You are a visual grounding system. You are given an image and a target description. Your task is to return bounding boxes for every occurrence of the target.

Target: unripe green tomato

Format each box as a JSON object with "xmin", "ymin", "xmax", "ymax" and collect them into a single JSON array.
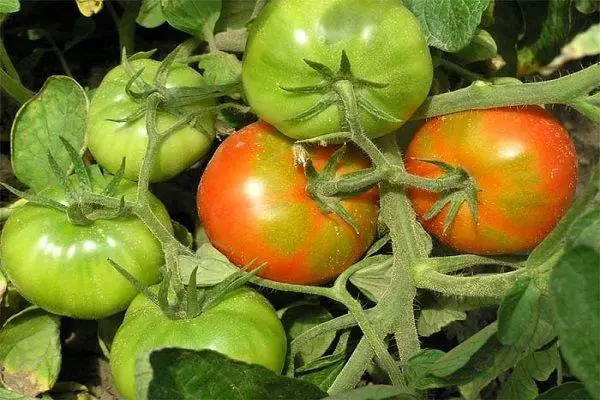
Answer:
[
  {"xmin": 110, "ymin": 287, "xmax": 287, "ymax": 400},
  {"xmin": 89, "ymin": 59, "xmax": 216, "ymax": 182},
  {"xmin": 242, "ymin": 0, "xmax": 433, "ymax": 139},
  {"xmin": 0, "ymin": 180, "xmax": 171, "ymax": 319}
]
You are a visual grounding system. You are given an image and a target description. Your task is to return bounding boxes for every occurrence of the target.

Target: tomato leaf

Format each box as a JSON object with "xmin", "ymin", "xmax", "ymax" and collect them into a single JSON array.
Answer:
[
  {"xmin": 566, "ymin": 206, "xmax": 600, "ymax": 250},
  {"xmin": 0, "ymin": 0, "xmax": 20, "ymax": 13},
  {"xmin": 281, "ymin": 304, "xmax": 336, "ymax": 367},
  {"xmin": 10, "ymin": 76, "xmax": 88, "ymax": 192},
  {"xmin": 197, "ymin": 52, "xmax": 242, "ymax": 86},
  {"xmin": 135, "ymin": 348, "xmax": 327, "ymax": 400},
  {"xmin": 575, "ymin": 0, "xmax": 599, "ymax": 14},
  {"xmin": 550, "ymin": 246, "xmax": 600, "ymax": 398},
  {"xmin": 516, "ymin": 0, "xmax": 578, "ymax": 75},
  {"xmin": 417, "ymin": 303, "xmax": 467, "ymax": 338},
  {"xmin": 536, "ymin": 382, "xmax": 594, "ymax": 399},
  {"xmin": 0, "ymin": 387, "xmax": 30, "ymax": 399},
  {"xmin": 348, "ymin": 255, "xmax": 393, "ymax": 302},
  {"xmin": 215, "ymin": 0, "xmax": 255, "ymax": 32},
  {"xmin": 0, "ymin": 307, "xmax": 61, "ymax": 397},
  {"xmin": 452, "ymin": 29, "xmax": 498, "ymax": 63},
  {"xmin": 570, "ymin": 90, "xmax": 600, "ymax": 124},
  {"xmin": 405, "ymin": 349, "xmax": 446, "ymax": 388},
  {"xmin": 136, "ymin": 0, "xmax": 165, "ymax": 28},
  {"xmin": 178, "ymin": 243, "xmax": 239, "ymax": 287},
  {"xmin": 327, "ymin": 385, "xmax": 419, "ymax": 400},
  {"xmin": 160, "ymin": 0, "xmax": 221, "ymax": 39},
  {"xmin": 497, "ymin": 277, "xmax": 541, "ymax": 346},
  {"xmin": 404, "ymin": 0, "xmax": 490, "ymax": 52},
  {"xmin": 498, "ymin": 344, "xmax": 560, "ymax": 400}
]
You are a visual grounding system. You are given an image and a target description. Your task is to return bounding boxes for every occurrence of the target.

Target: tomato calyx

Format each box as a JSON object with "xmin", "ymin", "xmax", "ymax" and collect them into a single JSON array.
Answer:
[
  {"xmin": 281, "ymin": 51, "xmax": 400, "ymax": 125},
  {"xmin": 1, "ymin": 137, "xmax": 132, "ymax": 226},
  {"xmin": 108, "ymin": 254, "xmax": 265, "ymax": 320}
]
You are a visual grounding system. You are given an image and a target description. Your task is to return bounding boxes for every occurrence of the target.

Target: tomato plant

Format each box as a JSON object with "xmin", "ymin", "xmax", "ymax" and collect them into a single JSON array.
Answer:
[
  {"xmin": 88, "ymin": 59, "xmax": 216, "ymax": 183},
  {"xmin": 242, "ymin": 0, "xmax": 433, "ymax": 140},
  {"xmin": 110, "ymin": 286, "xmax": 287, "ymax": 400},
  {"xmin": 0, "ymin": 180, "xmax": 172, "ymax": 319},
  {"xmin": 197, "ymin": 121, "xmax": 379, "ymax": 285},
  {"xmin": 405, "ymin": 106, "xmax": 579, "ymax": 254}
]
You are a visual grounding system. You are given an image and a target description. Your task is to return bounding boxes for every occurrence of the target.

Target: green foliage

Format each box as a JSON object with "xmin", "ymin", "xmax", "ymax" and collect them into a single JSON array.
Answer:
[
  {"xmin": 404, "ymin": 0, "xmax": 490, "ymax": 52},
  {"xmin": 160, "ymin": 0, "xmax": 221, "ymax": 39},
  {"xmin": 135, "ymin": 348, "xmax": 326, "ymax": 399},
  {"xmin": 0, "ymin": 0, "xmax": 19, "ymax": 14},
  {"xmin": 10, "ymin": 76, "xmax": 87, "ymax": 192},
  {"xmin": 0, "ymin": 308, "xmax": 61, "ymax": 397}
]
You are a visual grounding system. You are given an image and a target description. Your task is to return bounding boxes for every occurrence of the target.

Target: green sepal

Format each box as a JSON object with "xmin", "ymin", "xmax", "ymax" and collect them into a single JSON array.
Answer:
[
  {"xmin": 285, "ymin": 94, "xmax": 336, "ymax": 122},
  {"xmin": 66, "ymin": 203, "xmax": 94, "ymax": 226},
  {"xmin": 0, "ymin": 182, "xmax": 66, "ymax": 213},
  {"xmin": 107, "ymin": 258, "xmax": 161, "ymax": 305},
  {"xmin": 46, "ymin": 150, "xmax": 78, "ymax": 202},
  {"xmin": 59, "ymin": 136, "xmax": 91, "ymax": 192},
  {"xmin": 102, "ymin": 158, "xmax": 127, "ymax": 197},
  {"xmin": 297, "ymin": 131, "xmax": 352, "ymax": 145},
  {"xmin": 303, "ymin": 58, "xmax": 335, "ymax": 79},
  {"xmin": 278, "ymin": 82, "xmax": 330, "ymax": 94},
  {"xmin": 356, "ymin": 94, "xmax": 402, "ymax": 123},
  {"xmin": 105, "ymin": 106, "xmax": 147, "ymax": 124}
]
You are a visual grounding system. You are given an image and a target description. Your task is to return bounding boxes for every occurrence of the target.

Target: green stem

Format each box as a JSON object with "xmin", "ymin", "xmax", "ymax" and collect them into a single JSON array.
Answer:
[
  {"xmin": 412, "ymin": 268, "xmax": 526, "ymax": 298},
  {"xmin": 436, "ymin": 58, "xmax": 484, "ymax": 83},
  {"xmin": 40, "ymin": 30, "xmax": 72, "ymax": 78},
  {"xmin": 0, "ymin": 38, "xmax": 20, "ymax": 81},
  {"xmin": 0, "ymin": 69, "xmax": 34, "ymax": 104},
  {"xmin": 413, "ymin": 63, "xmax": 600, "ymax": 120},
  {"xmin": 119, "ymin": 0, "xmax": 140, "ymax": 54}
]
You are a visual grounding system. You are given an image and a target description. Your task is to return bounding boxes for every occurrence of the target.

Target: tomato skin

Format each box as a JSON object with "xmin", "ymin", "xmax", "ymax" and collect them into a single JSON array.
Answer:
[
  {"xmin": 197, "ymin": 122, "xmax": 379, "ymax": 285},
  {"xmin": 88, "ymin": 59, "xmax": 216, "ymax": 182},
  {"xmin": 242, "ymin": 0, "xmax": 433, "ymax": 140},
  {"xmin": 406, "ymin": 106, "xmax": 578, "ymax": 254},
  {"xmin": 110, "ymin": 286, "xmax": 287, "ymax": 400},
  {"xmin": 0, "ymin": 181, "xmax": 171, "ymax": 319}
]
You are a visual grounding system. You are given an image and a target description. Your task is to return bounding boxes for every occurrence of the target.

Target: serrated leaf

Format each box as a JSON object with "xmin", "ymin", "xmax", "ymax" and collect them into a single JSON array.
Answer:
[
  {"xmin": 178, "ymin": 243, "xmax": 239, "ymax": 286},
  {"xmin": 282, "ymin": 305, "xmax": 335, "ymax": 367},
  {"xmin": 198, "ymin": 52, "xmax": 241, "ymax": 86},
  {"xmin": 498, "ymin": 344, "xmax": 560, "ymax": 400},
  {"xmin": 0, "ymin": 0, "xmax": 19, "ymax": 13},
  {"xmin": 550, "ymin": 246, "xmax": 600, "ymax": 398},
  {"xmin": 160, "ymin": 0, "xmax": 221, "ymax": 38},
  {"xmin": 348, "ymin": 255, "xmax": 393, "ymax": 302},
  {"xmin": 536, "ymin": 382, "xmax": 593, "ymax": 399},
  {"xmin": 136, "ymin": 0, "xmax": 165, "ymax": 28},
  {"xmin": 453, "ymin": 29, "xmax": 498, "ymax": 63},
  {"xmin": 11, "ymin": 76, "xmax": 87, "ymax": 192},
  {"xmin": 327, "ymin": 385, "xmax": 419, "ymax": 400},
  {"xmin": 497, "ymin": 277, "xmax": 541, "ymax": 346},
  {"xmin": 135, "ymin": 348, "xmax": 326, "ymax": 400},
  {"xmin": 404, "ymin": 0, "xmax": 490, "ymax": 52},
  {"xmin": 0, "ymin": 308, "xmax": 61, "ymax": 397}
]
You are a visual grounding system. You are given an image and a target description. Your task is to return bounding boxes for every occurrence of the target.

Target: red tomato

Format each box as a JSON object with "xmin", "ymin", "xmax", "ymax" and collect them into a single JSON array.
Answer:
[
  {"xmin": 405, "ymin": 106, "xmax": 578, "ymax": 255},
  {"xmin": 197, "ymin": 122, "xmax": 379, "ymax": 284}
]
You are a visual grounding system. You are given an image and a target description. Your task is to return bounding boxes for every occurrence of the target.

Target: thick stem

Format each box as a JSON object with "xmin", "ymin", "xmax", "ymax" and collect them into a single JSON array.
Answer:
[
  {"xmin": 436, "ymin": 58, "xmax": 484, "ymax": 83},
  {"xmin": 0, "ymin": 69, "xmax": 33, "ymax": 105},
  {"xmin": 0, "ymin": 38, "xmax": 20, "ymax": 81},
  {"xmin": 119, "ymin": 0, "xmax": 140, "ymax": 55},
  {"xmin": 413, "ymin": 63, "xmax": 600, "ymax": 119}
]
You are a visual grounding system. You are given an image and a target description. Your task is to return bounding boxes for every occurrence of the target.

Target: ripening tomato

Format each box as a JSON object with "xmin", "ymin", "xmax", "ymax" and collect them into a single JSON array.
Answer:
[
  {"xmin": 406, "ymin": 106, "xmax": 578, "ymax": 254},
  {"xmin": 242, "ymin": 0, "xmax": 433, "ymax": 140},
  {"xmin": 110, "ymin": 286, "xmax": 287, "ymax": 400},
  {"xmin": 197, "ymin": 121, "xmax": 379, "ymax": 284}
]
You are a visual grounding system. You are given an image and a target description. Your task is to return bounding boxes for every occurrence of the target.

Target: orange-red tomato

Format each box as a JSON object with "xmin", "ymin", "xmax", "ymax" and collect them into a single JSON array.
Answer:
[
  {"xmin": 406, "ymin": 106, "xmax": 578, "ymax": 255},
  {"xmin": 197, "ymin": 121, "xmax": 379, "ymax": 284}
]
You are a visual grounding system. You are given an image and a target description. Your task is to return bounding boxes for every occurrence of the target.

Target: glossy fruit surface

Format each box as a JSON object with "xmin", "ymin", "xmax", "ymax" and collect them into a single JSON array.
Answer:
[
  {"xmin": 197, "ymin": 121, "xmax": 379, "ymax": 284},
  {"xmin": 242, "ymin": 0, "xmax": 433, "ymax": 139},
  {"xmin": 110, "ymin": 286, "xmax": 287, "ymax": 400},
  {"xmin": 89, "ymin": 59, "xmax": 215, "ymax": 182},
  {"xmin": 406, "ymin": 106, "xmax": 578, "ymax": 254},
  {"xmin": 0, "ymin": 180, "xmax": 171, "ymax": 319}
]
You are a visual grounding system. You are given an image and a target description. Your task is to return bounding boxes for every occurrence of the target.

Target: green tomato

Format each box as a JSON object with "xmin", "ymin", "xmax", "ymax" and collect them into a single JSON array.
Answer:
[
  {"xmin": 242, "ymin": 0, "xmax": 433, "ymax": 139},
  {"xmin": 89, "ymin": 59, "xmax": 216, "ymax": 182},
  {"xmin": 110, "ymin": 286, "xmax": 287, "ymax": 400},
  {"xmin": 0, "ymin": 180, "xmax": 171, "ymax": 319}
]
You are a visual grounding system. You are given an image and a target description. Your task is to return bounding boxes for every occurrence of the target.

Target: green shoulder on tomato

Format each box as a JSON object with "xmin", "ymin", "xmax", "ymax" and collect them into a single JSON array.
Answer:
[
  {"xmin": 110, "ymin": 286, "xmax": 287, "ymax": 400},
  {"xmin": 88, "ymin": 59, "xmax": 216, "ymax": 182},
  {"xmin": 242, "ymin": 0, "xmax": 433, "ymax": 140}
]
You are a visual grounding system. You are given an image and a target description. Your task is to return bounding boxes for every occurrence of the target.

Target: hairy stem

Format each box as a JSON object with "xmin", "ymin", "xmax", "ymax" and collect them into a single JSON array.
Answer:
[{"xmin": 413, "ymin": 63, "xmax": 600, "ymax": 120}]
